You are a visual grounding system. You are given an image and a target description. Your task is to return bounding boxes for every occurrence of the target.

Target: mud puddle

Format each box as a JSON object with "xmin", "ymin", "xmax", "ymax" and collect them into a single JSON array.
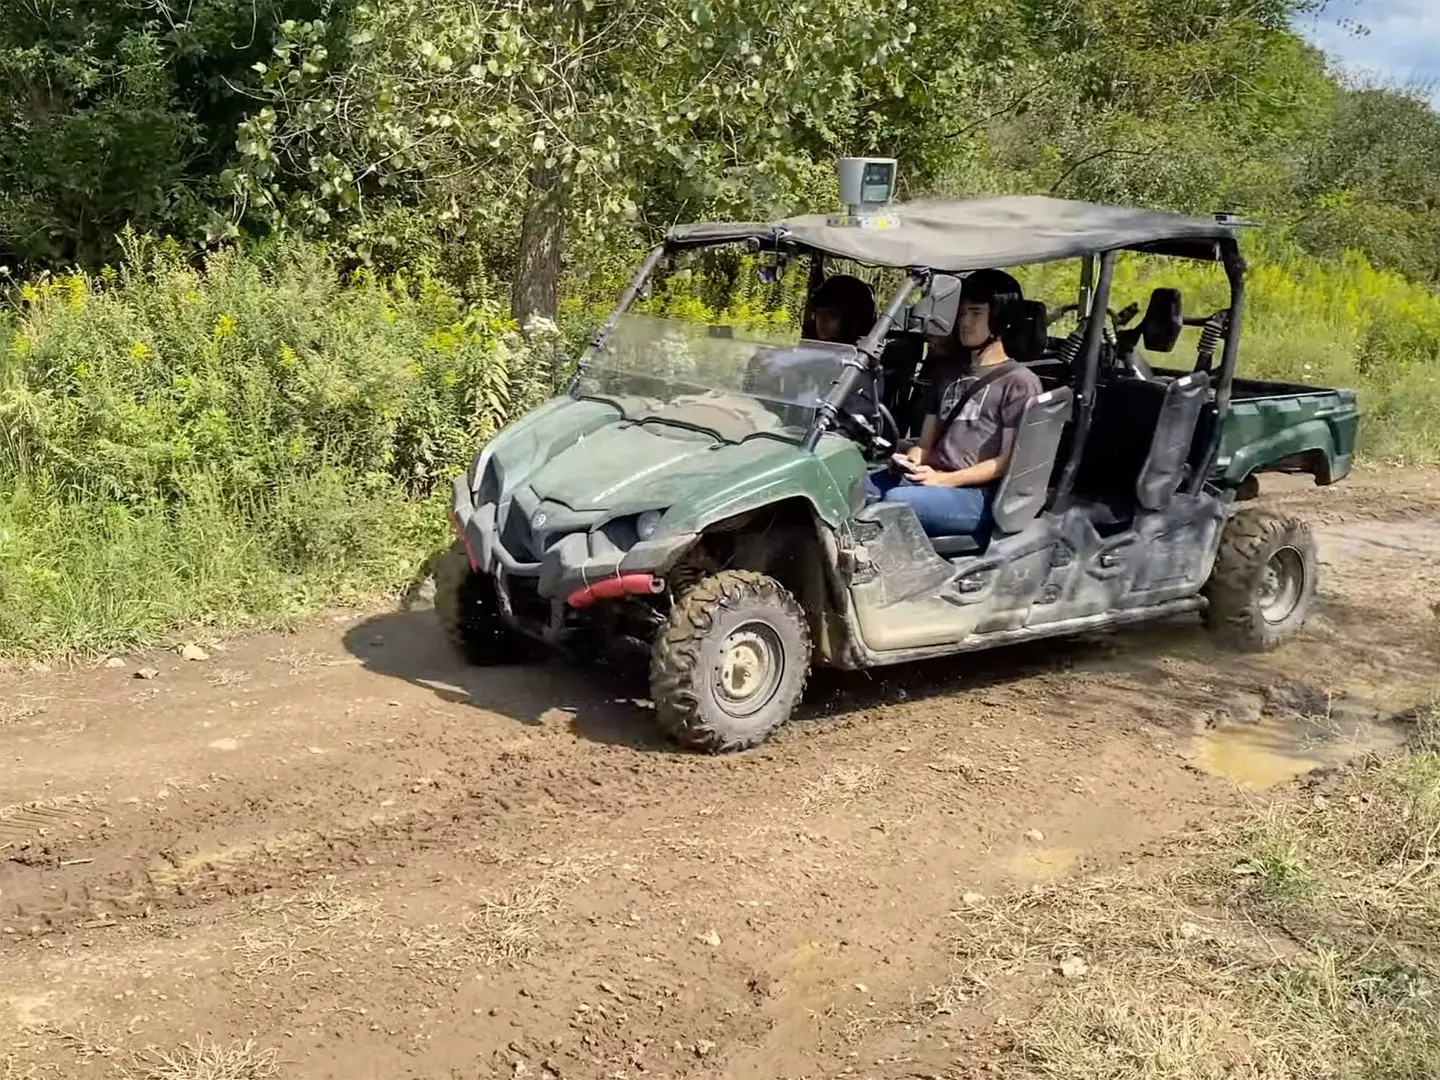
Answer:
[{"xmin": 1195, "ymin": 711, "xmax": 1409, "ymax": 790}]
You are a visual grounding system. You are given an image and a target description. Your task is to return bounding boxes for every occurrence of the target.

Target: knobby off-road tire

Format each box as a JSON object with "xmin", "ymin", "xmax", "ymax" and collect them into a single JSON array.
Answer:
[
  {"xmin": 650, "ymin": 570, "xmax": 812, "ymax": 753},
  {"xmin": 1204, "ymin": 507, "xmax": 1318, "ymax": 652},
  {"xmin": 433, "ymin": 541, "xmax": 533, "ymax": 665}
]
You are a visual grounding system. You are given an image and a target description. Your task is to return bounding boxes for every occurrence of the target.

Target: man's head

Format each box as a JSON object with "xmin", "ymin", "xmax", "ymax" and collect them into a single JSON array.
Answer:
[
  {"xmin": 806, "ymin": 274, "xmax": 877, "ymax": 345},
  {"xmin": 955, "ymin": 269, "xmax": 1023, "ymax": 351}
]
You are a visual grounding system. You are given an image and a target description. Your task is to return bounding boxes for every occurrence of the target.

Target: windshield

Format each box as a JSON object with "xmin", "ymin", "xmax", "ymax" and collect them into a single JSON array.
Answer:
[{"xmin": 573, "ymin": 313, "xmax": 856, "ymax": 443}]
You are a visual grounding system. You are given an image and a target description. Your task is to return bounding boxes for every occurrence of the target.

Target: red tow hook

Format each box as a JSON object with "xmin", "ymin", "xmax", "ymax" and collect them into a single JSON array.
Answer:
[{"xmin": 566, "ymin": 573, "xmax": 665, "ymax": 610}]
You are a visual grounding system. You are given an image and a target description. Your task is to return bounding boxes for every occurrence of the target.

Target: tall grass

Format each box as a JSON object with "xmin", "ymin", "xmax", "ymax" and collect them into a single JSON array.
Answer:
[
  {"xmin": 0, "ymin": 235, "xmax": 562, "ymax": 656},
  {"xmin": 0, "ymin": 233, "xmax": 1436, "ymax": 657}
]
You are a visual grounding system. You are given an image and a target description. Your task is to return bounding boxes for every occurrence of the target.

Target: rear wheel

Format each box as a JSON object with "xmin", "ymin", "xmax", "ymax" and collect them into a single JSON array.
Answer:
[
  {"xmin": 1204, "ymin": 508, "xmax": 1317, "ymax": 651},
  {"xmin": 650, "ymin": 570, "xmax": 811, "ymax": 753},
  {"xmin": 433, "ymin": 541, "xmax": 533, "ymax": 664}
]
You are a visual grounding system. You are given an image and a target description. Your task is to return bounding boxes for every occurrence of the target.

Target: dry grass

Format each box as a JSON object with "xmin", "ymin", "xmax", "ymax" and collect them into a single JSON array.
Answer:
[
  {"xmin": 833, "ymin": 731, "xmax": 1440, "ymax": 1078},
  {"xmin": 205, "ymin": 669, "xmax": 252, "ymax": 687},
  {"xmin": 232, "ymin": 880, "xmax": 381, "ymax": 979},
  {"xmin": 399, "ymin": 856, "xmax": 595, "ymax": 971},
  {"xmin": 263, "ymin": 648, "xmax": 356, "ymax": 674},
  {"xmin": 800, "ymin": 763, "xmax": 883, "ymax": 808},
  {"xmin": 0, "ymin": 697, "xmax": 48, "ymax": 725},
  {"xmin": 123, "ymin": 1039, "xmax": 279, "ymax": 1080},
  {"xmin": 924, "ymin": 746, "xmax": 1440, "ymax": 1079}
]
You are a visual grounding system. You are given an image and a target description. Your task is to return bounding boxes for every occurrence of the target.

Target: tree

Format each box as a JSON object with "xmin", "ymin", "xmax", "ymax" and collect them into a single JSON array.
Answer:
[{"xmin": 231, "ymin": 0, "xmax": 943, "ymax": 323}]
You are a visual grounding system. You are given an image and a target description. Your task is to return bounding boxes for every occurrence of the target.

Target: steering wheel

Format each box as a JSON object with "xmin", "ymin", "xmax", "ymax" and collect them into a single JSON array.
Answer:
[{"xmin": 836, "ymin": 402, "xmax": 900, "ymax": 459}]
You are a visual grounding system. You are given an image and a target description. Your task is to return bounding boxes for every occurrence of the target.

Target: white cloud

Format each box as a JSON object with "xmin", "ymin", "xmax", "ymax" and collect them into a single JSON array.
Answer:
[{"xmin": 1299, "ymin": 0, "xmax": 1440, "ymax": 102}]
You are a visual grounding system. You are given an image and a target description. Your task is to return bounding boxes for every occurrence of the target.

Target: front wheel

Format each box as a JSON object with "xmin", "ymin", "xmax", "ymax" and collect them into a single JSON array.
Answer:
[
  {"xmin": 1204, "ymin": 508, "xmax": 1318, "ymax": 651},
  {"xmin": 433, "ymin": 541, "xmax": 534, "ymax": 665},
  {"xmin": 650, "ymin": 570, "xmax": 812, "ymax": 753}
]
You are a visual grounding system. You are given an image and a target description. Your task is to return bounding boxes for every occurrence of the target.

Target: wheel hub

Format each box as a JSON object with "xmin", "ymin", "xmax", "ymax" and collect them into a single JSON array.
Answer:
[
  {"xmin": 714, "ymin": 622, "xmax": 785, "ymax": 718},
  {"xmin": 1258, "ymin": 546, "xmax": 1305, "ymax": 625}
]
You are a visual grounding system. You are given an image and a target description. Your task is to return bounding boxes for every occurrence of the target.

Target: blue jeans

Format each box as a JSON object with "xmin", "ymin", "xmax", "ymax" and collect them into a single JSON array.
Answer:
[{"xmin": 864, "ymin": 471, "xmax": 993, "ymax": 537}]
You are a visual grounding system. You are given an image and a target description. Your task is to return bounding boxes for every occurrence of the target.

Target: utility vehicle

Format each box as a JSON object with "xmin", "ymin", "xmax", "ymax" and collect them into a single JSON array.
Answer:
[{"xmin": 439, "ymin": 161, "xmax": 1359, "ymax": 752}]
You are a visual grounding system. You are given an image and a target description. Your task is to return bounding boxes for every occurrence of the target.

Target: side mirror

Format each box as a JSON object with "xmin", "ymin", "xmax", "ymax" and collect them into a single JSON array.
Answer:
[{"xmin": 1140, "ymin": 288, "xmax": 1184, "ymax": 353}]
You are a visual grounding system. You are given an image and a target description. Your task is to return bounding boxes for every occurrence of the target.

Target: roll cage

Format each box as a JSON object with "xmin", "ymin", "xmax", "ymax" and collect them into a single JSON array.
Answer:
[{"xmin": 575, "ymin": 194, "xmax": 1248, "ymax": 503}]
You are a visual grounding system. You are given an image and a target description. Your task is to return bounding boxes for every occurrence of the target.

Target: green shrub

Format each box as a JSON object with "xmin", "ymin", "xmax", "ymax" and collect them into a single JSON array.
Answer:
[{"xmin": 0, "ymin": 235, "xmax": 559, "ymax": 656}]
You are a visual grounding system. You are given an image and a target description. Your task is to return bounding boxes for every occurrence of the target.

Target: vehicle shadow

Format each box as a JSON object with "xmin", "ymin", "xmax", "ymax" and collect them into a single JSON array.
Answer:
[{"xmin": 342, "ymin": 606, "xmax": 1232, "ymax": 752}]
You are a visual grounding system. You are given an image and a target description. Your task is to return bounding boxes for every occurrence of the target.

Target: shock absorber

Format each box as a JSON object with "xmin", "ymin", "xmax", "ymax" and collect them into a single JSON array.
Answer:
[{"xmin": 1195, "ymin": 310, "xmax": 1229, "ymax": 373}]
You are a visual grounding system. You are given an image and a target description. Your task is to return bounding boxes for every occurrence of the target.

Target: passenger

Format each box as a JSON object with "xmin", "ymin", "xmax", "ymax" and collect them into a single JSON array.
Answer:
[
  {"xmin": 803, "ymin": 274, "xmax": 877, "ymax": 345},
  {"xmin": 865, "ymin": 269, "xmax": 1042, "ymax": 538}
]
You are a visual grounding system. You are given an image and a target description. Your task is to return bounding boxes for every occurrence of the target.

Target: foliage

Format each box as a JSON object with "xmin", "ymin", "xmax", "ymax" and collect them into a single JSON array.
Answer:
[
  {"xmin": 8, "ymin": 0, "xmax": 1440, "ymax": 292},
  {"xmin": 0, "ymin": 236, "xmax": 561, "ymax": 655}
]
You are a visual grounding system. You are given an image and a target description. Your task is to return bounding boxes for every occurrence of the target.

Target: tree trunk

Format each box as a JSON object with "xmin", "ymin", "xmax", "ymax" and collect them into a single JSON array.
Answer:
[{"xmin": 510, "ymin": 163, "xmax": 565, "ymax": 330}]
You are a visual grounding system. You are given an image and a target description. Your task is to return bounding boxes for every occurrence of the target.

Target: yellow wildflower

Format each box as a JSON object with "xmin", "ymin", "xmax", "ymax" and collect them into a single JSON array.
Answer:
[
  {"xmin": 214, "ymin": 314, "xmax": 237, "ymax": 340},
  {"xmin": 129, "ymin": 341, "xmax": 152, "ymax": 361}
]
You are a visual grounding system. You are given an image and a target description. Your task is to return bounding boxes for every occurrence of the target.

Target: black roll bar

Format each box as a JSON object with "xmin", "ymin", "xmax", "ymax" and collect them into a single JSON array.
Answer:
[
  {"xmin": 803, "ymin": 271, "xmax": 927, "ymax": 452},
  {"xmin": 1052, "ymin": 250, "xmax": 1117, "ymax": 502}
]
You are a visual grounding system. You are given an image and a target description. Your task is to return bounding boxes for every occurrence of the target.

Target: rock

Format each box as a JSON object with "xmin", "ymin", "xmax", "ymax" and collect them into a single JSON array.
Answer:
[
  {"xmin": 694, "ymin": 1039, "xmax": 717, "ymax": 1058},
  {"xmin": 104, "ymin": 657, "xmax": 127, "ymax": 669},
  {"xmin": 1024, "ymin": 829, "xmax": 1045, "ymax": 843},
  {"xmin": 961, "ymin": 891, "xmax": 986, "ymax": 907},
  {"xmin": 134, "ymin": 667, "xmax": 161, "ymax": 680},
  {"xmin": 854, "ymin": 983, "xmax": 868, "ymax": 993},
  {"xmin": 1178, "ymin": 922, "xmax": 1204, "ymax": 940},
  {"xmin": 1058, "ymin": 956, "xmax": 1089, "ymax": 979},
  {"xmin": 177, "ymin": 643, "xmax": 210, "ymax": 662},
  {"xmin": 698, "ymin": 929, "xmax": 722, "ymax": 947}
]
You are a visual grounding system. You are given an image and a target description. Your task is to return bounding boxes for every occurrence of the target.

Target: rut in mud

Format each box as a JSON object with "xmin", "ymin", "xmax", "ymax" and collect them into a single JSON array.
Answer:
[{"xmin": 1, "ymin": 468, "xmax": 1438, "ymax": 1080}]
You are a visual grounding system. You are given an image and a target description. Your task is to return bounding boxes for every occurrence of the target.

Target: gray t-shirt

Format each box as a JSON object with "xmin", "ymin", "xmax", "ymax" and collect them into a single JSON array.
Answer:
[{"xmin": 924, "ymin": 360, "xmax": 1043, "ymax": 473}]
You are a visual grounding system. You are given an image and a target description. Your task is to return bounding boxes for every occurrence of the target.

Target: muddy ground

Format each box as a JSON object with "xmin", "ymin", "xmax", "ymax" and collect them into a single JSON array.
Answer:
[{"xmin": 2, "ymin": 467, "xmax": 1438, "ymax": 1080}]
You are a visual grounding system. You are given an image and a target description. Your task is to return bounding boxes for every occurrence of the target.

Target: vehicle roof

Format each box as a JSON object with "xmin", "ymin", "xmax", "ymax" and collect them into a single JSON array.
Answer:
[{"xmin": 666, "ymin": 194, "xmax": 1238, "ymax": 271}]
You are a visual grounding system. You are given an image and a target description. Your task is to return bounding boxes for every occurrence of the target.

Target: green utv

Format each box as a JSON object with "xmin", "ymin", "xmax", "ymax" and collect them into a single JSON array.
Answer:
[{"xmin": 440, "ymin": 160, "xmax": 1359, "ymax": 752}]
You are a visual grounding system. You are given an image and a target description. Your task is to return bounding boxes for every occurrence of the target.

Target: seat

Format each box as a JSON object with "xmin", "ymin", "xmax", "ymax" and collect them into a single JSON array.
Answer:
[
  {"xmin": 1136, "ymin": 371, "xmax": 1210, "ymax": 510},
  {"xmin": 1071, "ymin": 371, "xmax": 1212, "ymax": 526},
  {"xmin": 926, "ymin": 386, "xmax": 1075, "ymax": 556}
]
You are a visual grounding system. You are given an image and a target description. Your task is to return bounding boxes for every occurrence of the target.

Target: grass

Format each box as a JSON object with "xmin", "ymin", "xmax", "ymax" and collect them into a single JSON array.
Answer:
[
  {"xmin": 924, "ymin": 708, "xmax": 1440, "ymax": 1080},
  {"xmin": 124, "ymin": 1040, "xmax": 280, "ymax": 1080}
]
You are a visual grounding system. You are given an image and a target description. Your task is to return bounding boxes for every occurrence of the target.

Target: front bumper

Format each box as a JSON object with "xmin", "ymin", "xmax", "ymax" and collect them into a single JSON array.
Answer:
[{"xmin": 450, "ymin": 477, "xmax": 697, "ymax": 601}]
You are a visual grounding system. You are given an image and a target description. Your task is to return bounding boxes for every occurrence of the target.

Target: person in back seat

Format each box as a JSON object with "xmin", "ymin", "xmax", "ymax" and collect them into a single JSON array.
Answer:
[
  {"xmin": 865, "ymin": 269, "xmax": 1042, "ymax": 537},
  {"xmin": 803, "ymin": 274, "xmax": 876, "ymax": 345}
]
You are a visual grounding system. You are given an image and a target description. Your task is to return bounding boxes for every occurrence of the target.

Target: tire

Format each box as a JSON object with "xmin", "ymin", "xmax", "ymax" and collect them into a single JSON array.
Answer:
[
  {"xmin": 433, "ymin": 541, "xmax": 533, "ymax": 665},
  {"xmin": 1204, "ymin": 508, "xmax": 1318, "ymax": 651},
  {"xmin": 649, "ymin": 570, "xmax": 812, "ymax": 753}
]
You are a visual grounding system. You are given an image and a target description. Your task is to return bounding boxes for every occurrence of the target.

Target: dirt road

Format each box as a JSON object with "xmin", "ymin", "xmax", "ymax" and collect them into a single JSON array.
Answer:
[{"xmin": 3, "ymin": 468, "xmax": 1438, "ymax": 1080}]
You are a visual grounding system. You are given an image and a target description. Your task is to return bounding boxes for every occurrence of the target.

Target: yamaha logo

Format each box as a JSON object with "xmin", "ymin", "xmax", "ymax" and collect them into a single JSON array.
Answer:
[{"xmin": 531, "ymin": 511, "xmax": 548, "ymax": 529}]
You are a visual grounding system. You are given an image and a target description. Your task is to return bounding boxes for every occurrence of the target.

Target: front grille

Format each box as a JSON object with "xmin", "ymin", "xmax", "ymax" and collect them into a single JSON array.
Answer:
[{"xmin": 500, "ymin": 509, "xmax": 536, "ymax": 560}]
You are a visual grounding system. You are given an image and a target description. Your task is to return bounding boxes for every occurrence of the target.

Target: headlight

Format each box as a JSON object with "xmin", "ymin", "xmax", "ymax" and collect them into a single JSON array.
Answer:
[{"xmin": 635, "ymin": 510, "xmax": 664, "ymax": 541}]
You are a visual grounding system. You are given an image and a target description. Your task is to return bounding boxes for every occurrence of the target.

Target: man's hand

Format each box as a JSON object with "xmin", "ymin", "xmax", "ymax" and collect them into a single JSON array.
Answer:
[
  {"xmin": 904, "ymin": 444, "xmax": 926, "ymax": 466},
  {"xmin": 906, "ymin": 464, "xmax": 956, "ymax": 487}
]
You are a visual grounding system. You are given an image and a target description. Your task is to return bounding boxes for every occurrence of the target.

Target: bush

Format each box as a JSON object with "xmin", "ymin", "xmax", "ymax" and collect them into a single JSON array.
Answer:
[{"xmin": 0, "ymin": 235, "xmax": 562, "ymax": 656}]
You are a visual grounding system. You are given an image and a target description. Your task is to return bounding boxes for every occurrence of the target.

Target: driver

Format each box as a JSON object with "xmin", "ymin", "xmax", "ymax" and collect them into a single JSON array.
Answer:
[
  {"xmin": 803, "ymin": 274, "xmax": 876, "ymax": 345},
  {"xmin": 865, "ymin": 269, "xmax": 1041, "ymax": 538}
]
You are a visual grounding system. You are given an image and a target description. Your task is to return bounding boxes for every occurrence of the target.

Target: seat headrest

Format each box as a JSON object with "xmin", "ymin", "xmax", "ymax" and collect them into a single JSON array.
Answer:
[{"xmin": 1002, "ymin": 299, "xmax": 1049, "ymax": 362}]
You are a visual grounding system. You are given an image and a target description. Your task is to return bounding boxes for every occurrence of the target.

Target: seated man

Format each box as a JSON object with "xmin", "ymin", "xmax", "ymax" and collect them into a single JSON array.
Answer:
[
  {"xmin": 865, "ymin": 269, "xmax": 1042, "ymax": 538},
  {"xmin": 803, "ymin": 274, "xmax": 877, "ymax": 345}
]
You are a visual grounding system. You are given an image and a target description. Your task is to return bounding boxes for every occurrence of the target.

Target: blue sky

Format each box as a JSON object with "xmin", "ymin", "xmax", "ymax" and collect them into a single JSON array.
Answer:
[{"xmin": 1298, "ymin": 1, "xmax": 1440, "ymax": 103}]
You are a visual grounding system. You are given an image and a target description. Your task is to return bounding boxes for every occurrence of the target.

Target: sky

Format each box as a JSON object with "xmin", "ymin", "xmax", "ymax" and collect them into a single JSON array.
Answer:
[{"xmin": 1298, "ymin": 0, "xmax": 1440, "ymax": 103}]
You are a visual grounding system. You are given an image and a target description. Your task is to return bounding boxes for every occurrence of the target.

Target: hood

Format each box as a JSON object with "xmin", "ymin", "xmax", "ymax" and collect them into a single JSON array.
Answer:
[{"xmin": 522, "ymin": 420, "xmax": 809, "ymax": 514}]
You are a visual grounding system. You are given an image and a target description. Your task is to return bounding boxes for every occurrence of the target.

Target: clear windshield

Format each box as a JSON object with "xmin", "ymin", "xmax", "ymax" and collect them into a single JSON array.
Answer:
[{"xmin": 573, "ymin": 313, "xmax": 856, "ymax": 443}]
